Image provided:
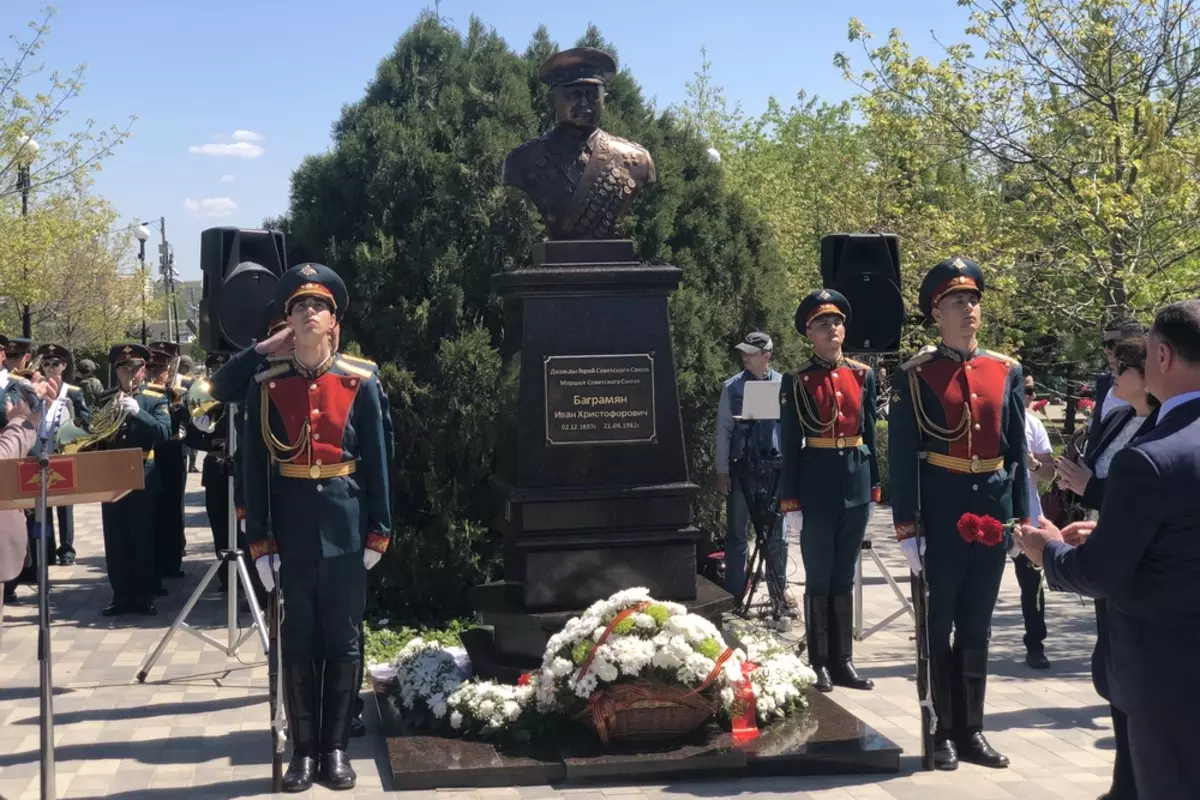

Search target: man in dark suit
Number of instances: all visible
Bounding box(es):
[1017,300,1200,799]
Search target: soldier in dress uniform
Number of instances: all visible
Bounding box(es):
[502,47,656,240]
[36,343,91,565]
[779,289,880,694]
[3,336,34,374]
[147,344,188,586]
[243,264,391,792]
[888,258,1029,770]
[98,344,172,616]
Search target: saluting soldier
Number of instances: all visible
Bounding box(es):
[243,264,391,792]
[98,344,172,616]
[147,343,189,585]
[36,343,91,565]
[888,258,1029,770]
[779,289,880,694]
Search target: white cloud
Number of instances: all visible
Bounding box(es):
[183,197,238,217]
[231,129,263,143]
[188,141,263,158]
[219,174,235,183]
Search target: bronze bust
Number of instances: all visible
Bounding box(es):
[503,47,656,240]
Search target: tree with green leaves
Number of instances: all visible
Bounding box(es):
[274,13,793,621]
[839,0,1200,339]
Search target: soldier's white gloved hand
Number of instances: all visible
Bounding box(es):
[363,549,382,570]
[783,511,802,538]
[899,537,925,575]
[119,396,140,415]
[255,554,281,592]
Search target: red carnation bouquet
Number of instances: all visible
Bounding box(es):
[957,513,1007,547]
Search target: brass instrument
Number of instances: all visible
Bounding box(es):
[11,353,43,381]
[56,387,128,454]
[186,377,221,434]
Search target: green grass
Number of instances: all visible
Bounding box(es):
[363,617,479,666]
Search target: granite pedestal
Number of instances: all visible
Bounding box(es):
[467,240,726,679]
[379,689,902,790]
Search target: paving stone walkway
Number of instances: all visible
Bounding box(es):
[0,475,1114,799]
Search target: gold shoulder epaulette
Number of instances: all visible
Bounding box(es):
[335,355,374,381]
[339,353,378,370]
[845,357,870,370]
[146,382,166,392]
[900,350,936,372]
[980,349,1019,367]
[141,389,164,399]
[254,362,291,384]
[66,383,80,392]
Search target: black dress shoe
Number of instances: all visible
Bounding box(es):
[1025,650,1050,670]
[957,731,1009,768]
[101,603,128,617]
[282,755,316,793]
[133,602,158,616]
[349,714,366,738]
[154,585,169,597]
[166,569,186,579]
[320,749,356,790]
[830,660,875,691]
[933,736,959,770]
[812,665,833,693]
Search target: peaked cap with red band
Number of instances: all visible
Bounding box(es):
[276,263,348,321]
[795,288,851,334]
[919,256,986,319]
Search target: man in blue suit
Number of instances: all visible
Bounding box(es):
[1017,300,1200,799]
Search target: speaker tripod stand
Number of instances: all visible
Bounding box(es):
[136,402,269,682]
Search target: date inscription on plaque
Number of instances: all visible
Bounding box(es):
[544,354,656,445]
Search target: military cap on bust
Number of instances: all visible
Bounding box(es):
[795,288,852,334]
[276,263,348,321]
[538,47,617,88]
[918,256,986,319]
[257,301,288,340]
[150,340,181,357]
[4,337,33,357]
[109,343,151,368]
[205,351,229,370]
[77,358,97,376]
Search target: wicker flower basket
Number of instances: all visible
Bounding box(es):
[577,679,717,745]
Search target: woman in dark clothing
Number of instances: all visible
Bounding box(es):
[1055,340,1158,800]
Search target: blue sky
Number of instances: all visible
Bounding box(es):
[2,0,971,281]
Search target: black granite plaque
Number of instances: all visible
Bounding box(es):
[544,354,656,446]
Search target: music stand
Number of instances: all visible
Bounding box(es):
[0,446,146,800]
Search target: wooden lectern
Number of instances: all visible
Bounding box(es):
[0,448,145,510]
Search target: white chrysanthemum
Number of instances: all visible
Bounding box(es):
[450,711,463,729]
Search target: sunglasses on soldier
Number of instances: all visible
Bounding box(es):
[42,358,65,368]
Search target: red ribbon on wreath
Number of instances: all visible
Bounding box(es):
[730,661,760,745]
[957,513,1005,547]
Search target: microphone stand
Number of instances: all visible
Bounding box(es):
[35,393,66,800]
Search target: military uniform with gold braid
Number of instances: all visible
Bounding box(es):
[147,342,189,585]
[779,289,880,694]
[242,263,391,791]
[37,343,91,566]
[97,343,172,616]
[887,258,1029,770]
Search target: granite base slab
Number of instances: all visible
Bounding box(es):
[380,685,901,790]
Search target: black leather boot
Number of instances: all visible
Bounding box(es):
[930,649,958,770]
[282,662,319,792]
[828,594,874,690]
[319,661,359,790]
[955,647,1009,768]
[804,594,833,692]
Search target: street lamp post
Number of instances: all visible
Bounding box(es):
[16,136,39,339]
[134,224,151,344]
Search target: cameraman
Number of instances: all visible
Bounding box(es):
[715,332,794,615]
